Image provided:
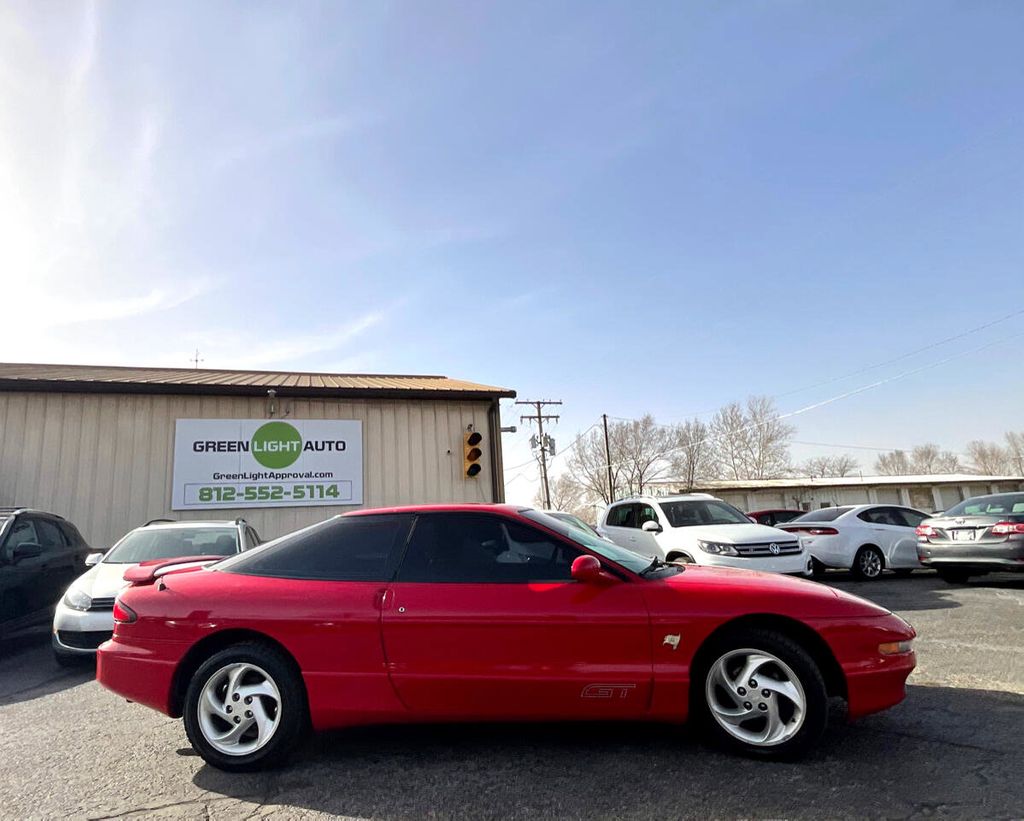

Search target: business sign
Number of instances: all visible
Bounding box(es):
[171,419,363,510]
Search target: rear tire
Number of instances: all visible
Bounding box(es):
[810,558,828,577]
[852,546,884,581]
[691,628,828,760]
[183,642,308,772]
[938,569,971,584]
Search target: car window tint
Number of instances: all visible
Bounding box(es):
[397,514,582,583]
[35,519,66,551]
[222,515,410,581]
[945,493,1024,517]
[5,519,38,549]
[894,509,927,527]
[606,504,633,528]
[638,505,659,525]
[791,506,852,523]
[857,510,878,523]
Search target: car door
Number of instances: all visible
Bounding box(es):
[886,508,927,568]
[381,512,652,720]
[34,517,79,608]
[0,517,48,625]
[599,502,637,549]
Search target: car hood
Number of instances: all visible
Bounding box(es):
[68,562,134,598]
[655,564,891,618]
[673,523,798,544]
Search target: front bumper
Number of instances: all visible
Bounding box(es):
[694,552,812,576]
[52,601,114,655]
[918,537,1024,572]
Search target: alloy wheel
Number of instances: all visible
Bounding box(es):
[197,662,282,756]
[858,548,882,579]
[704,648,807,747]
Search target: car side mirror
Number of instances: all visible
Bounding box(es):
[85,552,104,567]
[12,542,42,562]
[571,555,610,583]
[641,521,663,534]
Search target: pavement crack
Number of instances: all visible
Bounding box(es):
[86,793,260,820]
[861,725,1011,755]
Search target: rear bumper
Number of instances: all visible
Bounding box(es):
[96,636,182,716]
[918,538,1024,571]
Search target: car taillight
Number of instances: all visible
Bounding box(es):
[916,524,936,537]
[788,526,838,535]
[112,600,137,624]
[991,521,1024,535]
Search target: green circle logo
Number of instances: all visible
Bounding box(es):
[250,422,303,469]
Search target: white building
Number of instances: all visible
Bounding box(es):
[646,474,1024,514]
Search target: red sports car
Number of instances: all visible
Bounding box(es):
[97,505,916,771]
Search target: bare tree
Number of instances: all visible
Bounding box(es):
[935,450,963,473]
[614,414,673,496]
[669,419,714,490]
[875,450,912,475]
[532,473,598,521]
[709,402,748,480]
[910,444,944,474]
[566,428,622,504]
[802,454,860,478]
[966,440,1012,475]
[710,397,793,480]
[1005,432,1024,475]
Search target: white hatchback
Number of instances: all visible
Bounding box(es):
[776,504,930,580]
[598,495,811,576]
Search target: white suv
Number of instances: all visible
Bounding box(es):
[598,494,812,576]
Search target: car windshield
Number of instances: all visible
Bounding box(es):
[659,500,752,527]
[549,512,598,536]
[790,507,852,523]
[521,510,658,575]
[104,527,239,564]
[944,493,1024,517]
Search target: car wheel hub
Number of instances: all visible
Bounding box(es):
[705,648,806,747]
[860,551,881,577]
[197,662,281,756]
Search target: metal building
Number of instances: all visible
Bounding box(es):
[0,363,515,548]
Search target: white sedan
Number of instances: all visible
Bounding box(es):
[777,504,931,580]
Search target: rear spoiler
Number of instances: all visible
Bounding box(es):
[123,555,225,586]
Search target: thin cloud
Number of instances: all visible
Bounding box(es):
[214,115,363,170]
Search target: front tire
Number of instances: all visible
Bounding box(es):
[693,629,828,759]
[810,558,828,577]
[852,546,884,581]
[183,642,308,772]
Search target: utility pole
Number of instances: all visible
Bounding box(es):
[602,413,615,503]
[517,399,561,509]
[190,348,204,369]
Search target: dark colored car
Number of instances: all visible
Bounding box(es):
[917,492,1024,583]
[747,509,806,527]
[0,508,93,642]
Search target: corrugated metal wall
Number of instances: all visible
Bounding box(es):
[0,391,496,547]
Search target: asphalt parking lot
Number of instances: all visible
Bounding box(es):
[1,571,1022,821]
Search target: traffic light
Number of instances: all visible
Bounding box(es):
[463,431,483,478]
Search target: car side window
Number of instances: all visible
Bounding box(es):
[5,519,38,549]
[606,504,632,528]
[891,509,925,528]
[857,509,879,524]
[397,514,582,583]
[34,519,66,552]
[225,515,411,581]
[637,505,659,526]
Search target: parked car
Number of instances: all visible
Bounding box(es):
[916,491,1024,584]
[598,495,811,575]
[777,505,930,580]
[748,509,806,527]
[53,518,260,664]
[540,510,602,539]
[97,504,915,770]
[1,508,93,644]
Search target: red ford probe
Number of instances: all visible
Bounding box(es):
[97,505,916,771]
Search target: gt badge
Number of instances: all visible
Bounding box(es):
[662,634,681,650]
[581,683,637,699]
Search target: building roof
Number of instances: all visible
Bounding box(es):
[0,362,516,401]
[649,474,1022,490]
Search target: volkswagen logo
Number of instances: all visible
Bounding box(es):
[955,518,966,525]
[769,543,781,555]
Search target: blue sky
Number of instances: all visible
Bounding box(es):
[1,1,1022,502]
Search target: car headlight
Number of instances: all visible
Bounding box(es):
[697,540,738,556]
[63,587,92,611]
